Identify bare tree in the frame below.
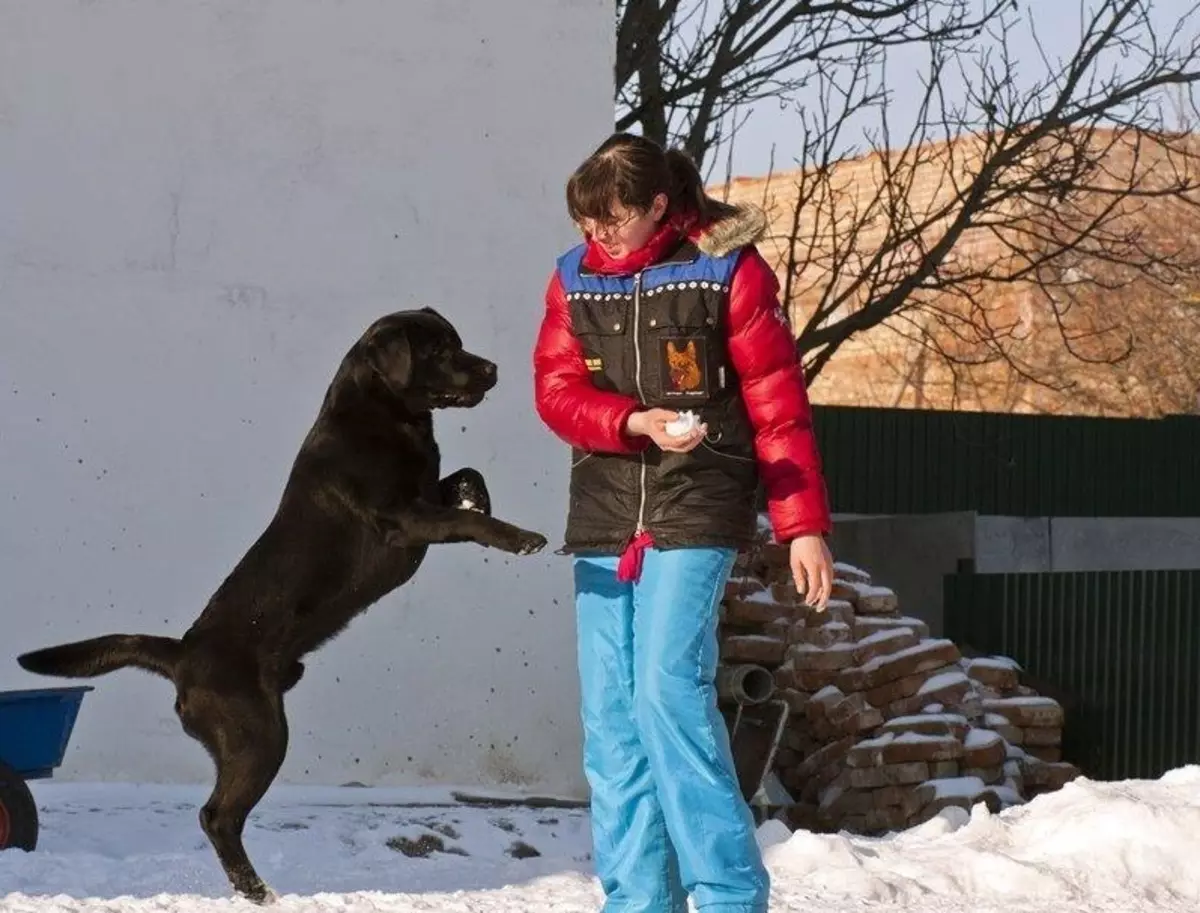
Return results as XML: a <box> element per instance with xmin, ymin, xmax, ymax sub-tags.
<box><xmin>697</xmin><ymin>0</ymin><xmax>1200</xmax><ymax>412</ymax></box>
<box><xmin>616</xmin><ymin>0</ymin><xmax>1005</xmax><ymax>168</ymax></box>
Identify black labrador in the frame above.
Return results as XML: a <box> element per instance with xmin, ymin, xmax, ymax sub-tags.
<box><xmin>17</xmin><ymin>307</ymin><xmax>547</xmax><ymax>902</ymax></box>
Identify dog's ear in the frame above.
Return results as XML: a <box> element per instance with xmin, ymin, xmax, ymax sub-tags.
<box><xmin>360</xmin><ymin>325</ymin><xmax>413</xmax><ymax>391</ymax></box>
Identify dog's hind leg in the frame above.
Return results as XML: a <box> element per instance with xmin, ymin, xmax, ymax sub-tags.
<box><xmin>192</xmin><ymin>694</ymin><xmax>289</xmax><ymax>903</ymax></box>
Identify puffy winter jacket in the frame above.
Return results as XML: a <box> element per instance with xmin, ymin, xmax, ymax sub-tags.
<box><xmin>533</xmin><ymin>203</ymin><xmax>832</xmax><ymax>568</ymax></box>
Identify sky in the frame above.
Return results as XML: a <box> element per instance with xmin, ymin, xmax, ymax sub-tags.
<box><xmin>717</xmin><ymin>0</ymin><xmax>1199</xmax><ymax>178</ymax></box>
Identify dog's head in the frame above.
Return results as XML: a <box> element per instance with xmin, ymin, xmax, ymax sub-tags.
<box><xmin>354</xmin><ymin>307</ymin><xmax>497</xmax><ymax>410</ymax></box>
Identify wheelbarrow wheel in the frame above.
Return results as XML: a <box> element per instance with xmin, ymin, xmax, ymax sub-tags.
<box><xmin>0</xmin><ymin>761</ymin><xmax>38</xmax><ymax>851</ymax></box>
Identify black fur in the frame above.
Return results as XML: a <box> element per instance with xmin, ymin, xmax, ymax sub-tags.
<box><xmin>17</xmin><ymin>307</ymin><xmax>546</xmax><ymax>902</ymax></box>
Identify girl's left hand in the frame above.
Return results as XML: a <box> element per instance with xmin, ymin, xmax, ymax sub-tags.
<box><xmin>790</xmin><ymin>534</ymin><xmax>833</xmax><ymax>610</ymax></box>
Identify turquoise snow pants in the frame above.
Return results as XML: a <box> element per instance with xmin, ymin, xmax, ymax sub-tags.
<box><xmin>573</xmin><ymin>547</ymin><xmax>770</xmax><ymax>913</ymax></box>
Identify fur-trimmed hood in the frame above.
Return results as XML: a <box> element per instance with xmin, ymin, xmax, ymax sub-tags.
<box><xmin>693</xmin><ymin>202</ymin><xmax>769</xmax><ymax>258</ymax></box>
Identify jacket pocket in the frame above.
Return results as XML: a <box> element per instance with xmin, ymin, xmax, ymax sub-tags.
<box><xmin>569</xmin><ymin>300</ymin><xmax>630</xmax><ymax>395</ymax></box>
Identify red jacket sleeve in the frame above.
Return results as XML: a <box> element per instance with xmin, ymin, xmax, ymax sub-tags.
<box><xmin>533</xmin><ymin>272</ymin><xmax>649</xmax><ymax>454</ymax></box>
<box><xmin>725</xmin><ymin>248</ymin><xmax>833</xmax><ymax>540</ymax></box>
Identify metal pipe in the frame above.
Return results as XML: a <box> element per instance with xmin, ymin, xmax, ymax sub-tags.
<box><xmin>717</xmin><ymin>664</ymin><xmax>775</xmax><ymax>706</ymax></box>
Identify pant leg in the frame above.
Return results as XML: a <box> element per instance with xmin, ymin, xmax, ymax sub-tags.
<box><xmin>574</xmin><ymin>555</ymin><xmax>688</xmax><ymax>913</ymax></box>
<box><xmin>631</xmin><ymin>547</ymin><xmax>771</xmax><ymax>913</ymax></box>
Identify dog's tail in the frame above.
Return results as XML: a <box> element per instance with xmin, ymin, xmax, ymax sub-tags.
<box><xmin>18</xmin><ymin>634</ymin><xmax>182</xmax><ymax>683</ymax></box>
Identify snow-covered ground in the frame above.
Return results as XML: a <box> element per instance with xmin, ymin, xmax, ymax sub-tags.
<box><xmin>4</xmin><ymin>768</ymin><xmax>1200</xmax><ymax>912</ymax></box>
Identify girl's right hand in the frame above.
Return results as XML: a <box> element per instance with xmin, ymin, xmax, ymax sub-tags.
<box><xmin>625</xmin><ymin>408</ymin><xmax>707</xmax><ymax>453</ymax></box>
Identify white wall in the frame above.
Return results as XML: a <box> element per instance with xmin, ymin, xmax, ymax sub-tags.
<box><xmin>0</xmin><ymin>0</ymin><xmax>611</xmax><ymax>796</ymax></box>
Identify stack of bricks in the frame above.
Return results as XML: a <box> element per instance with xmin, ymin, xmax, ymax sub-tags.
<box><xmin>719</xmin><ymin>530</ymin><xmax>1081</xmax><ymax>835</ymax></box>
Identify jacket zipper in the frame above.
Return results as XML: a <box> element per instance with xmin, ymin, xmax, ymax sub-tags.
<box><xmin>632</xmin><ymin>271</ymin><xmax>648</xmax><ymax>537</ymax></box>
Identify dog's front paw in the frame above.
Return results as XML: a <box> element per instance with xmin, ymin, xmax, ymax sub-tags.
<box><xmin>514</xmin><ymin>530</ymin><xmax>547</xmax><ymax>556</ymax></box>
<box><xmin>440</xmin><ymin>468</ymin><xmax>492</xmax><ymax>516</ymax></box>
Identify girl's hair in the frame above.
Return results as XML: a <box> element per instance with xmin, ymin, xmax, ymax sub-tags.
<box><xmin>565</xmin><ymin>132</ymin><xmax>738</xmax><ymax>226</ymax></box>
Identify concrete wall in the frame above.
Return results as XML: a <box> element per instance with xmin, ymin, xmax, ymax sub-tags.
<box><xmin>830</xmin><ymin>513</ymin><xmax>1200</xmax><ymax>636</ymax></box>
<box><xmin>828</xmin><ymin>513</ymin><xmax>975</xmax><ymax>636</ymax></box>
<box><xmin>0</xmin><ymin>0</ymin><xmax>611</xmax><ymax>795</ymax></box>
<box><xmin>976</xmin><ymin>516</ymin><xmax>1200</xmax><ymax>574</ymax></box>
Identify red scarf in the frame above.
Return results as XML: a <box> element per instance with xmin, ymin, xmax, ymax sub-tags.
<box><xmin>580</xmin><ymin>210</ymin><xmax>701</xmax><ymax>275</ymax></box>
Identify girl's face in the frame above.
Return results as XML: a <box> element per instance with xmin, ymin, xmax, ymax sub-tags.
<box><xmin>580</xmin><ymin>192</ymin><xmax>668</xmax><ymax>259</ymax></box>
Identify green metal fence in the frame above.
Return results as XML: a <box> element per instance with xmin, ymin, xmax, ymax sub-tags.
<box><xmin>812</xmin><ymin>405</ymin><xmax>1200</xmax><ymax>517</ymax></box>
<box><xmin>943</xmin><ymin>568</ymin><xmax>1200</xmax><ymax>780</ymax></box>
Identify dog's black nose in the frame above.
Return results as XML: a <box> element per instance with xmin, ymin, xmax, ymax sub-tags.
<box><xmin>481</xmin><ymin>361</ymin><xmax>497</xmax><ymax>379</ymax></box>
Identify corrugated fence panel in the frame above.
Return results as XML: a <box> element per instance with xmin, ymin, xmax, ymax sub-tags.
<box><xmin>944</xmin><ymin>569</ymin><xmax>1200</xmax><ymax>780</ymax></box>
<box><xmin>812</xmin><ymin>405</ymin><xmax>1200</xmax><ymax>517</ymax></box>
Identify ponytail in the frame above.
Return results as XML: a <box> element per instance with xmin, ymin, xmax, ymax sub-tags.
<box><xmin>663</xmin><ymin>148</ymin><xmax>739</xmax><ymax>223</ymax></box>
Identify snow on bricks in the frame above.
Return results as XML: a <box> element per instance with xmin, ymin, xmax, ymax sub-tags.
<box><xmin>719</xmin><ymin>527</ymin><xmax>1080</xmax><ymax>837</ymax></box>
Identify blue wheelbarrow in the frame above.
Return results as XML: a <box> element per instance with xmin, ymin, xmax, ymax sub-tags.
<box><xmin>0</xmin><ymin>685</ymin><xmax>92</xmax><ymax>851</ymax></box>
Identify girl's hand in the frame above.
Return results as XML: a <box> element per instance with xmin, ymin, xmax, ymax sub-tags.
<box><xmin>790</xmin><ymin>534</ymin><xmax>833</xmax><ymax>610</ymax></box>
<box><xmin>625</xmin><ymin>408</ymin><xmax>707</xmax><ymax>453</ymax></box>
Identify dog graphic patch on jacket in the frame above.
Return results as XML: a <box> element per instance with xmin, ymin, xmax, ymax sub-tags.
<box><xmin>661</xmin><ymin>337</ymin><xmax>709</xmax><ymax>397</ymax></box>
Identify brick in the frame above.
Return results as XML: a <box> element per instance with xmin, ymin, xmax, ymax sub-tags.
<box><xmin>847</xmin><ymin>732</ymin><xmax>962</xmax><ymax>768</ymax></box>
<box><xmin>831</xmin><ymin>580</ymin><xmax>861</xmax><ymax>605</ymax></box>
<box><xmin>766</xmin><ymin>616</ymin><xmax>794</xmax><ymax>642</ymax></box>
<box><xmin>853</xmin><ymin>627</ymin><xmax>921</xmax><ymax>666</ymax></box>
<box><xmin>1025</xmin><ymin>746</ymin><xmax>1062</xmax><ymax>763</ymax></box>
<box><xmin>781</xmin><ymin>803</ymin><xmax>821</xmax><ymax>832</ymax></box>
<box><xmin>1022</xmin><ymin>726</ymin><xmax>1063</xmax><ymax>747</ymax></box>
<box><xmin>865</xmin><ymin>663</ymin><xmax>960</xmax><ymax>708</ymax></box>
<box><xmin>833</xmin><ymin>562</ymin><xmax>872</xmax><ymax>585</ymax></box>
<box><xmin>914</xmin><ymin>789</ymin><xmax>1003</xmax><ymax>823</ymax></box>
<box><xmin>851</xmin><ymin>584</ymin><xmax>901</xmax><ymax>616</ymax></box>
<box><xmin>962</xmin><ymin>729</ymin><xmax>1007</xmax><ymax>769</ymax></box>
<box><xmin>834</xmin><ymin>580</ymin><xmax>901</xmax><ymax>615</ymax></box>
<box><xmin>885</xmin><ymin>672</ymin><xmax>972</xmax><ymax>719</ymax></box>
<box><xmin>808</xmin><ymin>689</ymin><xmax>883</xmax><ymax>736</ymax></box>
<box><xmin>1022</xmin><ymin>759</ymin><xmax>1080</xmax><ymax>790</ymax></box>
<box><xmin>783</xmin><ymin>727</ymin><xmax>809</xmax><ymax>752</ymax></box>
<box><xmin>723</xmin><ymin>596</ymin><xmax>792</xmax><ymax>627</ymax></box>
<box><xmin>795</xmin><ymin>668</ymin><xmax>844</xmax><ymax>692</ymax></box>
<box><xmin>794</xmin><ymin>620</ymin><xmax>854</xmax><ymax>648</ymax></box>
<box><xmin>965</xmin><ymin>657</ymin><xmax>1021</xmax><ymax>692</ymax></box>
<box><xmin>773</xmin><ymin>660</ymin><xmax>797</xmax><ymax>691</ymax></box>
<box><xmin>847</xmin><ymin>761</ymin><xmax>930</xmax><ymax>789</ymax></box>
<box><xmin>983</xmin><ymin>714</ymin><xmax>1024</xmax><ymax>745</ymax></box>
<box><xmin>796</xmin><ymin>735</ymin><xmax>856</xmax><ymax>781</ymax></box>
<box><xmin>818</xmin><ymin>784</ymin><xmax>872</xmax><ymax>819</ymax></box>
<box><xmin>881</xmin><ymin>712</ymin><xmax>970</xmax><ymax>742</ymax></box>
<box><xmin>803</xmin><ymin>599</ymin><xmax>855</xmax><ymax>628</ymax></box>
<box><xmin>930</xmin><ymin>760</ymin><xmax>961</xmax><ymax>778</ymax></box>
<box><xmin>840</xmin><ymin>640</ymin><xmax>962</xmax><ymax>694</ymax></box>
<box><xmin>770</xmin><ymin>583</ymin><xmax>804</xmax><ymax>605</ymax></box>
<box><xmin>722</xmin><ymin>634</ymin><xmax>787</xmax><ymax>666</ymax></box>
<box><xmin>855</xmin><ymin>615</ymin><xmax>932</xmax><ymax>641</ymax></box>
<box><xmin>961</xmin><ymin>765</ymin><xmax>1005</xmax><ymax>785</ymax></box>
<box><xmin>830</xmin><ymin>695</ymin><xmax>885</xmax><ymax>735</ymax></box>
<box><xmin>862</xmin><ymin>805</ymin><xmax>913</xmax><ymax>833</ymax></box>
<box><xmin>725</xmin><ymin>576</ymin><xmax>768</xmax><ymax>601</ymax></box>
<box><xmin>790</xmin><ymin>642</ymin><xmax>860</xmax><ymax>672</ymax></box>
<box><xmin>981</xmin><ymin>697</ymin><xmax>1064</xmax><ymax>728</ymax></box>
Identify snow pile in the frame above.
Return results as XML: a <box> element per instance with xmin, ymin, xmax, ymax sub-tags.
<box><xmin>4</xmin><ymin>772</ymin><xmax>1200</xmax><ymax>912</ymax></box>
<box><xmin>766</xmin><ymin>766</ymin><xmax>1200</xmax><ymax>906</ymax></box>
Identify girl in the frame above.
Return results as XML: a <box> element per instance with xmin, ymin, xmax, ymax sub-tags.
<box><xmin>533</xmin><ymin>132</ymin><xmax>834</xmax><ymax>913</ymax></box>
